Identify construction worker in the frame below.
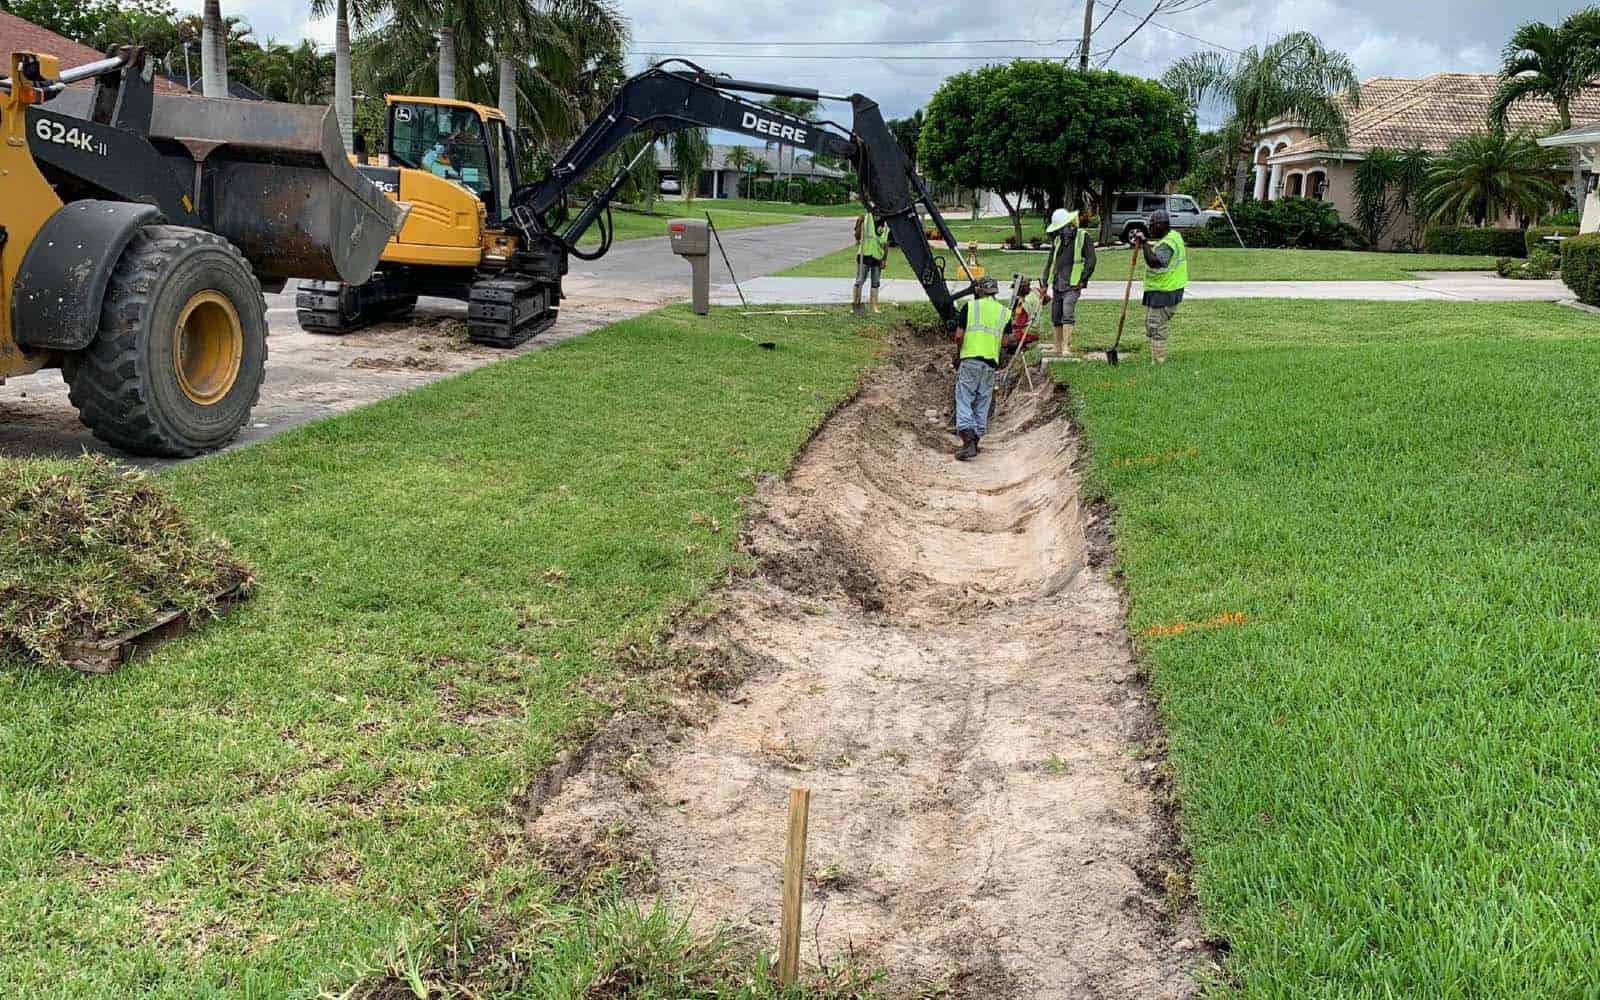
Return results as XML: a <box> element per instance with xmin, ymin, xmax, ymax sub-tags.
<box><xmin>1041</xmin><ymin>207</ymin><xmax>1096</xmax><ymax>357</ymax></box>
<box><xmin>853</xmin><ymin>210</ymin><xmax>890</xmax><ymax>314</ymax></box>
<box><xmin>1133</xmin><ymin>208</ymin><xmax>1187</xmax><ymax>364</ymax></box>
<box><xmin>952</xmin><ymin>275</ymin><xmax>1012</xmax><ymax>461</ymax></box>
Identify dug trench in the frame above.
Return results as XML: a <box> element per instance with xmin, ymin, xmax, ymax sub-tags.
<box><xmin>530</xmin><ymin>325</ymin><xmax>1208</xmax><ymax>997</ymax></box>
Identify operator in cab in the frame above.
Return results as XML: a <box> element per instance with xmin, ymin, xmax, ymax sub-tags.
<box><xmin>951</xmin><ymin>276</ymin><xmax>1013</xmax><ymax>461</ymax></box>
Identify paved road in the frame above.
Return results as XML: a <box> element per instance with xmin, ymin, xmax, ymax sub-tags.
<box><xmin>714</xmin><ymin>271</ymin><xmax>1575</xmax><ymax>306</ymax></box>
<box><xmin>0</xmin><ymin>217</ymin><xmax>854</xmax><ymax>464</ymax></box>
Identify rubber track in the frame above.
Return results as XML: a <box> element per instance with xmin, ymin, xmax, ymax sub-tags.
<box><xmin>296</xmin><ymin>278</ymin><xmax>416</xmax><ymax>335</ymax></box>
<box><xmin>66</xmin><ymin>226</ymin><xmax>266</xmax><ymax>457</ymax></box>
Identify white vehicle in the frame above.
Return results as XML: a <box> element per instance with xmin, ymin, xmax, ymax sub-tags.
<box><xmin>1109</xmin><ymin>192</ymin><xmax>1220</xmax><ymax>243</ymax></box>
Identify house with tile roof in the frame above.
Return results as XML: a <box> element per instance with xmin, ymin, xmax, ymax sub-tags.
<box><xmin>0</xmin><ymin>11</ymin><xmax>187</xmax><ymax>94</ymax></box>
<box><xmin>1251</xmin><ymin>73</ymin><xmax>1600</xmax><ymax>245</ymax></box>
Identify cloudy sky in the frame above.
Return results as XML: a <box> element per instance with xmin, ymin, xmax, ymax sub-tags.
<box><xmin>174</xmin><ymin>0</ymin><xmax>1585</xmax><ymax>128</ymax></box>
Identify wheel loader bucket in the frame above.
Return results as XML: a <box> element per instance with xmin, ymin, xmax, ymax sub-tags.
<box><xmin>48</xmin><ymin>91</ymin><xmax>405</xmax><ymax>284</ymax></box>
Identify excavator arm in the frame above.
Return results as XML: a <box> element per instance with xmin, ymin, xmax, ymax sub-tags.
<box><xmin>510</xmin><ymin>60</ymin><xmax>970</xmax><ymax>329</ymax></box>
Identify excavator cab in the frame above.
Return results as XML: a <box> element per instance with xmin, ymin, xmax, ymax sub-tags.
<box><xmin>385</xmin><ymin>97</ymin><xmax>519</xmax><ymax>224</ymax></box>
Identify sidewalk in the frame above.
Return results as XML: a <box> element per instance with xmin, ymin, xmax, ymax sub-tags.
<box><xmin>713</xmin><ymin>272</ymin><xmax>1571</xmax><ymax>305</ymax></box>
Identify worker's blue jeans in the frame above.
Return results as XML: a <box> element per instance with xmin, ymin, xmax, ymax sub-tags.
<box><xmin>954</xmin><ymin>358</ymin><xmax>996</xmax><ymax>437</ymax></box>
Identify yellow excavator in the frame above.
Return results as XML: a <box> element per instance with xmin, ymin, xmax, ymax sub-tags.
<box><xmin>297</xmin><ymin>95</ymin><xmax>550</xmax><ymax>346</ymax></box>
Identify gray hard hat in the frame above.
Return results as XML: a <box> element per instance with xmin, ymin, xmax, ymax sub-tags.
<box><xmin>1149</xmin><ymin>209</ymin><xmax>1172</xmax><ymax>235</ymax></box>
<box><xmin>975</xmin><ymin>275</ymin><xmax>999</xmax><ymax>296</ymax></box>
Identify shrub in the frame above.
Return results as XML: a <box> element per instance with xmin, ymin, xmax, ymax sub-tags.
<box><xmin>1541</xmin><ymin>208</ymin><xmax>1581</xmax><ymax>226</ymax></box>
<box><xmin>1422</xmin><ymin>226</ymin><xmax>1527</xmax><ymax>257</ymax></box>
<box><xmin>1561</xmin><ymin>232</ymin><xmax>1600</xmax><ymax>304</ymax></box>
<box><xmin>1497</xmin><ymin>249</ymin><xmax>1554</xmax><ymax>279</ymax></box>
<box><xmin>1525</xmin><ymin>225</ymin><xmax>1579</xmax><ymax>262</ymax></box>
<box><xmin>788</xmin><ymin>178</ymin><xmax>851</xmax><ymax>205</ymax></box>
<box><xmin>1192</xmin><ymin>197</ymin><xmax>1348</xmax><ymax>249</ymax></box>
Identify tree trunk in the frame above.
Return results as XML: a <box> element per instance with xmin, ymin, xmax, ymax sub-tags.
<box><xmin>437</xmin><ymin>25</ymin><xmax>456</xmax><ymax>100</ymax></box>
<box><xmin>1233</xmin><ymin>141</ymin><xmax>1252</xmax><ymax>203</ymax></box>
<box><xmin>1099</xmin><ymin>179</ymin><xmax>1114</xmax><ymax>244</ymax></box>
<box><xmin>999</xmin><ymin>191</ymin><xmax>1023</xmax><ymax>245</ymax></box>
<box><xmin>1572</xmin><ymin>147</ymin><xmax>1585</xmax><ymax>214</ymax></box>
<box><xmin>498</xmin><ymin>56</ymin><xmax>518</xmax><ymax>134</ymax></box>
<box><xmin>201</xmin><ymin>0</ymin><xmax>228</xmax><ymax>98</ymax></box>
<box><xmin>334</xmin><ymin>0</ymin><xmax>353</xmax><ymax>150</ymax></box>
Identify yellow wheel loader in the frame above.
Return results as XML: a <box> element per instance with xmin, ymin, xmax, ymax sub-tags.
<box><xmin>297</xmin><ymin>95</ymin><xmax>555</xmax><ymax>347</ymax></box>
<box><xmin>0</xmin><ymin>47</ymin><xmax>404</xmax><ymax>456</ymax></box>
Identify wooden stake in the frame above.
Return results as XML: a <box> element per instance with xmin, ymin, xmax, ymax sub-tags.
<box><xmin>779</xmin><ymin>786</ymin><xmax>811</xmax><ymax>985</ymax></box>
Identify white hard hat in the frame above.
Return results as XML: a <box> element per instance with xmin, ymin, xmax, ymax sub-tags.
<box><xmin>1047</xmin><ymin>208</ymin><xmax>1079</xmax><ymax>233</ymax></box>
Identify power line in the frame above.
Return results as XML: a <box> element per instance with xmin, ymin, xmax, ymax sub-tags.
<box><xmin>1099</xmin><ymin>4</ymin><xmax>1241</xmax><ymax>55</ymax></box>
<box><xmin>631</xmin><ymin>51</ymin><xmax>1077</xmax><ymax>61</ymax></box>
<box><xmin>634</xmin><ymin>37</ymin><xmax>1079</xmax><ymax>47</ymax></box>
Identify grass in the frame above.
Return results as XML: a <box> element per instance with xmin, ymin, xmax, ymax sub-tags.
<box><xmin>0</xmin><ymin>305</ymin><xmax>884</xmax><ymax>997</ymax></box>
<box><xmin>588</xmin><ymin>204</ymin><xmax>806</xmax><ymax>245</ymax></box>
<box><xmin>1059</xmin><ymin>298</ymin><xmax>1600</xmax><ymax>996</ymax></box>
<box><xmin>778</xmin><ymin>245</ymin><xmax>1503</xmax><ymax>281</ymax></box>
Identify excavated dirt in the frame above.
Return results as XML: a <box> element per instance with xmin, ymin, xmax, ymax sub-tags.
<box><xmin>531</xmin><ymin>329</ymin><xmax>1205</xmax><ymax>998</ymax></box>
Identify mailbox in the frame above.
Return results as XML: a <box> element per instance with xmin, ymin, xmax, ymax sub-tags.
<box><xmin>668</xmin><ymin>218</ymin><xmax>712</xmax><ymax>315</ymax></box>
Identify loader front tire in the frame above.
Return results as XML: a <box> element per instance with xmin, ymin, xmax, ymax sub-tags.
<box><xmin>65</xmin><ymin>226</ymin><xmax>268</xmax><ymax>458</ymax></box>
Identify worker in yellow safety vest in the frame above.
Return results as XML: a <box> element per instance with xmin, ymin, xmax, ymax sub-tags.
<box><xmin>951</xmin><ymin>275</ymin><xmax>1013</xmax><ymax>461</ymax></box>
<box><xmin>1133</xmin><ymin>209</ymin><xmax>1188</xmax><ymax>364</ymax></box>
<box><xmin>853</xmin><ymin>210</ymin><xmax>890</xmax><ymax>314</ymax></box>
<box><xmin>1041</xmin><ymin>207</ymin><xmax>1096</xmax><ymax>357</ymax></box>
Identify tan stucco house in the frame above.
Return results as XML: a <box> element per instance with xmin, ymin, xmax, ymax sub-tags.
<box><xmin>1252</xmin><ymin>73</ymin><xmax>1600</xmax><ymax>244</ymax></box>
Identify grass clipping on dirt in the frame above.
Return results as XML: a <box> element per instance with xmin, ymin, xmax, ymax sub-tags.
<box><xmin>0</xmin><ymin>455</ymin><xmax>250</xmax><ymax>665</ymax></box>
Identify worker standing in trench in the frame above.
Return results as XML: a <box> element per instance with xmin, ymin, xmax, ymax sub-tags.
<box><xmin>1133</xmin><ymin>209</ymin><xmax>1187</xmax><ymax>364</ymax></box>
<box><xmin>853</xmin><ymin>210</ymin><xmax>890</xmax><ymax>315</ymax></box>
<box><xmin>1040</xmin><ymin>207</ymin><xmax>1096</xmax><ymax>358</ymax></box>
<box><xmin>952</xmin><ymin>276</ymin><xmax>1013</xmax><ymax>461</ymax></box>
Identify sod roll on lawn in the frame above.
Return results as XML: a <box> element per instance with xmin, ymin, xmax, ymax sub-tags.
<box><xmin>1062</xmin><ymin>298</ymin><xmax>1600</xmax><ymax>997</ymax></box>
<box><xmin>0</xmin><ymin>306</ymin><xmax>881</xmax><ymax>997</ymax></box>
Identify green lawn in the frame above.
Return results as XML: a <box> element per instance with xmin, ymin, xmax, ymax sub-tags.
<box><xmin>779</xmin><ymin>245</ymin><xmax>1502</xmax><ymax>281</ymax></box>
<box><xmin>592</xmin><ymin>204</ymin><xmax>806</xmax><ymax>245</ymax></box>
<box><xmin>0</xmin><ymin>306</ymin><xmax>882</xmax><ymax>997</ymax></box>
<box><xmin>1060</xmin><ymin>299</ymin><xmax>1600</xmax><ymax>996</ymax></box>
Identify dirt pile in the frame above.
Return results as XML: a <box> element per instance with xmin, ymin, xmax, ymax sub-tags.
<box><xmin>0</xmin><ymin>455</ymin><xmax>251</xmax><ymax>666</ymax></box>
<box><xmin>531</xmin><ymin>334</ymin><xmax>1203</xmax><ymax>997</ymax></box>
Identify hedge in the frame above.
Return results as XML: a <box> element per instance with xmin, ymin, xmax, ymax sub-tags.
<box><xmin>1423</xmin><ymin>227</ymin><xmax>1527</xmax><ymax>257</ymax></box>
<box><xmin>1190</xmin><ymin>197</ymin><xmax>1352</xmax><ymax>250</ymax></box>
<box><xmin>1561</xmin><ymin>233</ymin><xmax>1600</xmax><ymax>305</ymax></box>
<box><xmin>1525</xmin><ymin>225</ymin><xmax>1579</xmax><ymax>262</ymax></box>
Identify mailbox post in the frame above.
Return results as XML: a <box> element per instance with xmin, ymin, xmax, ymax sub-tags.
<box><xmin>668</xmin><ymin>218</ymin><xmax>711</xmax><ymax>315</ymax></box>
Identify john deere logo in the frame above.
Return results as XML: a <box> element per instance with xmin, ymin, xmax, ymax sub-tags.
<box><xmin>740</xmin><ymin>111</ymin><xmax>807</xmax><ymax>145</ymax></box>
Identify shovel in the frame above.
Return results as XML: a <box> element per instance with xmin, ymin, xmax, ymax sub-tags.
<box><xmin>1107</xmin><ymin>243</ymin><xmax>1140</xmax><ymax>367</ymax></box>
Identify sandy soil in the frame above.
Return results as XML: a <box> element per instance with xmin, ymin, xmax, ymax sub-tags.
<box><xmin>531</xmin><ymin>330</ymin><xmax>1205</xmax><ymax>998</ymax></box>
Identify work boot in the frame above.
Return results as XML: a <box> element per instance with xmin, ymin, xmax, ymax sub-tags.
<box><xmin>870</xmin><ymin>288</ymin><xmax>882</xmax><ymax>314</ymax></box>
<box><xmin>852</xmin><ymin>287</ymin><xmax>864</xmax><ymax>316</ymax></box>
<box><xmin>1052</xmin><ymin>324</ymin><xmax>1065</xmax><ymax>356</ymax></box>
<box><xmin>955</xmin><ymin>430</ymin><xmax>977</xmax><ymax>461</ymax></box>
<box><xmin>1150</xmin><ymin>341</ymin><xmax>1167</xmax><ymax>364</ymax></box>
<box><xmin>973</xmin><ymin>434</ymin><xmax>982</xmax><ymax>455</ymax></box>
<box><xmin>1064</xmin><ymin>323</ymin><xmax>1076</xmax><ymax>355</ymax></box>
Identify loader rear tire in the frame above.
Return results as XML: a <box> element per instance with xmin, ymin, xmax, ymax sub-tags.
<box><xmin>65</xmin><ymin>225</ymin><xmax>267</xmax><ymax>458</ymax></box>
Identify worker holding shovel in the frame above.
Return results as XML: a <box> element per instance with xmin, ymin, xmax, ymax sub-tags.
<box><xmin>1040</xmin><ymin>207</ymin><xmax>1096</xmax><ymax>358</ymax></box>
<box><xmin>1133</xmin><ymin>209</ymin><xmax>1188</xmax><ymax>364</ymax></box>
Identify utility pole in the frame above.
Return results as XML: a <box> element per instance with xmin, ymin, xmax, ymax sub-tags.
<box><xmin>1078</xmin><ymin>0</ymin><xmax>1094</xmax><ymax>71</ymax></box>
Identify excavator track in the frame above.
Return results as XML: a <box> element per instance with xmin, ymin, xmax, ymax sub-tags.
<box><xmin>467</xmin><ymin>275</ymin><xmax>555</xmax><ymax>348</ymax></box>
<box><xmin>296</xmin><ymin>274</ymin><xmax>417</xmax><ymax>335</ymax></box>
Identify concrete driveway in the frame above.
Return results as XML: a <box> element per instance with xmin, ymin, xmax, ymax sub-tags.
<box><xmin>0</xmin><ymin>216</ymin><xmax>854</xmax><ymax>464</ymax></box>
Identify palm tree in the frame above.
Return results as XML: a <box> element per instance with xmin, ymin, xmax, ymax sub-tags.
<box><xmin>1163</xmin><ymin>31</ymin><xmax>1360</xmax><ymax>201</ymax></box>
<box><xmin>497</xmin><ymin>0</ymin><xmax>628</xmax><ymax>140</ymax></box>
<box><xmin>311</xmin><ymin>0</ymin><xmax>388</xmax><ymax>150</ymax></box>
<box><xmin>724</xmin><ymin>146</ymin><xmax>756</xmax><ymax>198</ymax></box>
<box><xmin>670</xmin><ymin>128</ymin><xmax>711</xmax><ymax>205</ymax></box>
<box><xmin>200</xmin><ymin>0</ymin><xmax>229</xmax><ymax>97</ymax></box>
<box><xmin>1351</xmin><ymin>146</ymin><xmax>1431</xmax><ymax>247</ymax></box>
<box><xmin>1422</xmin><ymin>129</ymin><xmax>1564</xmax><ymax>227</ymax></box>
<box><xmin>1489</xmin><ymin>10</ymin><xmax>1600</xmax><ymax>207</ymax></box>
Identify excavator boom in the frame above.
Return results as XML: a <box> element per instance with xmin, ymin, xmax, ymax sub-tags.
<box><xmin>511</xmin><ymin>60</ymin><xmax>970</xmax><ymax>328</ymax></box>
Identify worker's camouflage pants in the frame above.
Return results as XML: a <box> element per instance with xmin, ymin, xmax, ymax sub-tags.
<box><xmin>1145</xmin><ymin>305</ymin><xmax>1177</xmax><ymax>347</ymax></box>
<box><xmin>954</xmin><ymin>358</ymin><xmax>996</xmax><ymax>437</ymax></box>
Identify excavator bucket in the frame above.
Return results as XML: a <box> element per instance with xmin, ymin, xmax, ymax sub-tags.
<box><xmin>48</xmin><ymin>89</ymin><xmax>404</xmax><ymax>284</ymax></box>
